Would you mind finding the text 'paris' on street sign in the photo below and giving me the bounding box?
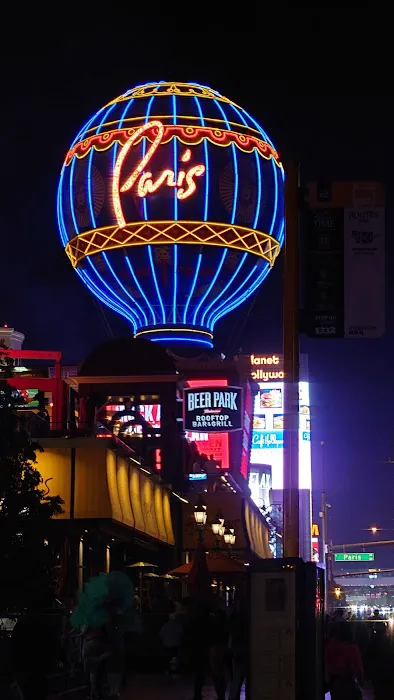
[334,553,375,562]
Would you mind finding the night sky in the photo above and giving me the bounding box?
[2,20,393,567]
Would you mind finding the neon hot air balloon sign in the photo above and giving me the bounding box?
[58,82,285,347]
[113,121,206,227]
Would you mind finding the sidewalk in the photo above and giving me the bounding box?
[121,678,373,700]
[123,674,244,699]
[51,674,373,699]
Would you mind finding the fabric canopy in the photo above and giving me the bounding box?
[168,551,246,576]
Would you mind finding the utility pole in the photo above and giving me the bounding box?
[319,439,332,610]
[283,163,300,558]
[321,491,328,607]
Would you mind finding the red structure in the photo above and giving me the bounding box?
[3,349,66,429]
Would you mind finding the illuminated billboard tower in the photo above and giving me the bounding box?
[58,82,284,347]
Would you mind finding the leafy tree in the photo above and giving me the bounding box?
[0,349,63,612]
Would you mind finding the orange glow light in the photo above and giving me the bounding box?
[113,120,205,222]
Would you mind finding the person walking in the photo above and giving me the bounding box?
[104,607,125,700]
[159,611,184,680]
[326,621,364,700]
[80,625,111,700]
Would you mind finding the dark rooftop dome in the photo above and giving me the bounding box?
[78,337,177,377]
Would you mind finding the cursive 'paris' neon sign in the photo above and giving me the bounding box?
[113,120,206,227]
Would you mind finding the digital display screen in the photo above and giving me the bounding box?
[185,379,229,469]
[15,388,40,409]
[250,381,311,490]
[259,387,282,409]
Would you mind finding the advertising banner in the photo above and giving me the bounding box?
[344,208,385,337]
[185,379,229,470]
[250,381,311,491]
[183,386,243,432]
[248,464,272,509]
[305,181,386,339]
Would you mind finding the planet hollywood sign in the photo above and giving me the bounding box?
[183,387,243,433]
[249,354,285,382]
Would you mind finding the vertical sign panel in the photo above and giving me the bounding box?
[344,208,385,337]
[305,207,344,337]
[304,182,385,338]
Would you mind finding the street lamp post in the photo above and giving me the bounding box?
[193,503,236,551]
[193,497,207,545]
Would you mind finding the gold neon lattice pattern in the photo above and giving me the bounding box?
[65,221,281,268]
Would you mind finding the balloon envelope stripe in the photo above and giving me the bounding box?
[207,265,259,328]
[87,257,141,328]
[142,94,156,222]
[192,247,228,326]
[172,95,178,221]
[147,245,166,323]
[77,267,137,332]
[183,251,203,324]
[269,157,278,237]
[69,156,79,236]
[207,262,259,329]
[112,98,135,173]
[88,102,118,230]
[125,254,157,326]
[102,251,148,326]
[201,251,248,327]
[214,99,238,225]
[173,243,178,323]
[57,166,68,246]
[210,263,270,328]
[193,95,210,222]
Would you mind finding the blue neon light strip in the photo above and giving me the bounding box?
[207,263,258,328]
[269,158,278,236]
[172,95,178,221]
[102,252,148,326]
[276,167,285,243]
[183,252,202,324]
[147,245,166,322]
[209,263,270,328]
[125,255,157,325]
[214,99,238,224]
[253,150,262,230]
[240,107,275,149]
[141,94,156,221]
[57,167,68,246]
[173,244,178,323]
[85,102,147,330]
[112,98,135,172]
[71,103,109,147]
[149,336,213,348]
[87,102,118,229]
[192,248,228,326]
[193,96,209,221]
[228,102,263,231]
[212,264,271,327]
[201,252,248,327]
[86,257,141,328]
[74,87,133,145]
[77,267,137,333]
[277,218,285,247]
[69,156,79,236]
